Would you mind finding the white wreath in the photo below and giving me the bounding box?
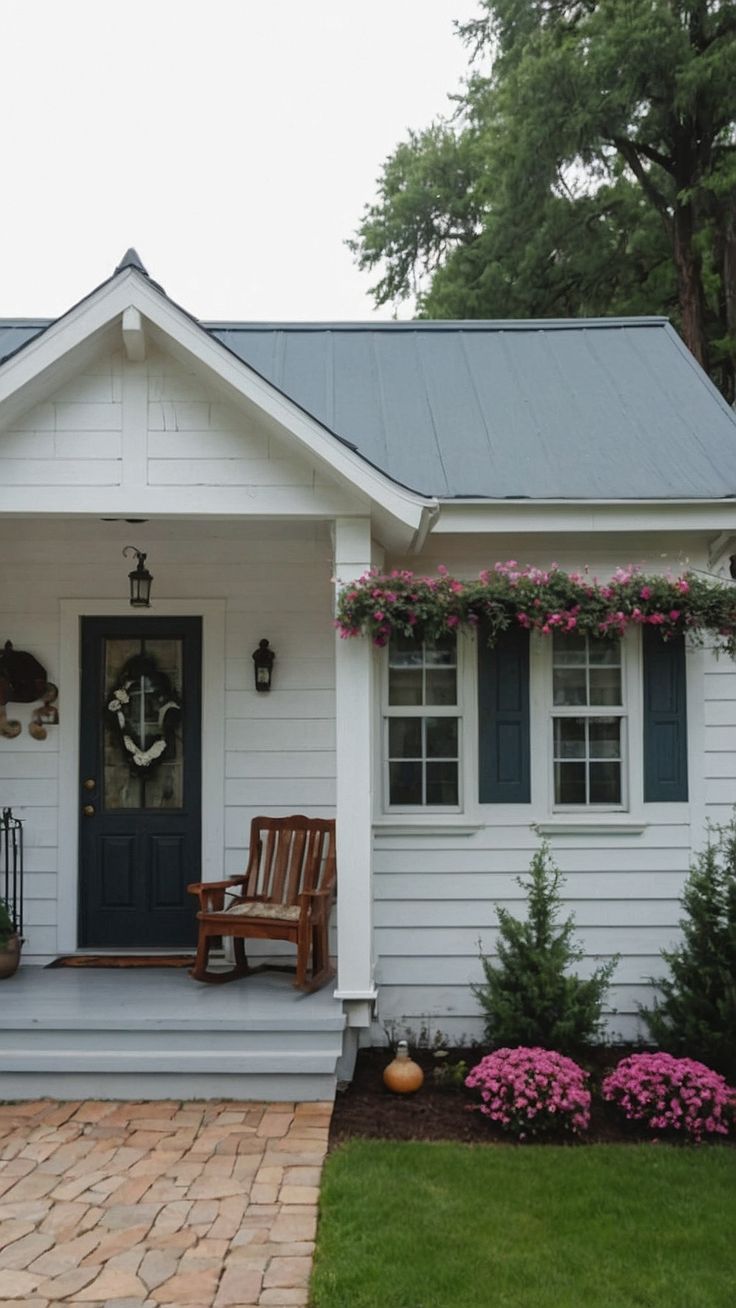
[107,683,180,770]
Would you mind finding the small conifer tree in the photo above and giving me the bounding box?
[473,841,618,1054]
[643,820,736,1080]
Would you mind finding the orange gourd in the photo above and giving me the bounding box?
[383,1040,424,1094]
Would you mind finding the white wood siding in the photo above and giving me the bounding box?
[0,360,123,485]
[370,536,725,1045]
[0,518,335,960]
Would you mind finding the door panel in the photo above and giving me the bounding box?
[79,616,202,947]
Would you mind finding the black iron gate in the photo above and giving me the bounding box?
[1,808,24,937]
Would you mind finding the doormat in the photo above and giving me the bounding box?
[46,955,196,969]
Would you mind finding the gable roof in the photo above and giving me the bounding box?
[2,264,736,502]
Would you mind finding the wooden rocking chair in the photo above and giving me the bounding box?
[187,815,336,991]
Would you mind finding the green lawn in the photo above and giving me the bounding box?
[311,1141,736,1308]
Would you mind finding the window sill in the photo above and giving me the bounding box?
[373,821,484,837]
[537,820,647,836]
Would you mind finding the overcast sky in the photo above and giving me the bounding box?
[1,0,478,321]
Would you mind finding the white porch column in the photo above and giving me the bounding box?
[333,517,377,1026]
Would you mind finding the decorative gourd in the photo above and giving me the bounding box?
[383,1040,424,1094]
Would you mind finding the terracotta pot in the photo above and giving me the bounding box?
[0,932,22,979]
[383,1040,424,1094]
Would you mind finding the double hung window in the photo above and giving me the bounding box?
[551,633,625,806]
[384,633,460,807]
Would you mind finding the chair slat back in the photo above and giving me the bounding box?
[243,816,336,906]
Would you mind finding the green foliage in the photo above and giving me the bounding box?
[431,1050,469,1088]
[352,0,736,400]
[0,900,14,947]
[643,819,736,1081]
[473,841,618,1053]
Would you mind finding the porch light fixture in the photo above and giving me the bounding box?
[252,639,275,692]
[123,545,153,608]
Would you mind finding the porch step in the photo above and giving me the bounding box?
[0,968,346,1101]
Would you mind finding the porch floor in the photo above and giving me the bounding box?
[1,969,346,1102]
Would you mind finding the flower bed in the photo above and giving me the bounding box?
[335,561,736,653]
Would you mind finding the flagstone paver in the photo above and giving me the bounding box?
[0,1098,332,1307]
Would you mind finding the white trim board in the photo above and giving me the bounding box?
[57,598,226,953]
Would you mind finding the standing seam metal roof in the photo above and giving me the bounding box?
[2,314,736,501]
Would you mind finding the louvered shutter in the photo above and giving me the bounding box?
[478,625,531,803]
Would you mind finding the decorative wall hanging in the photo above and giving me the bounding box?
[0,642,59,741]
[107,653,181,776]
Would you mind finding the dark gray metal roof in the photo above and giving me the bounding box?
[3,312,736,501]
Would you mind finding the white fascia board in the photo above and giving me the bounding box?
[433,499,736,534]
[0,270,435,533]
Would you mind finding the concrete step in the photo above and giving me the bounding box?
[1,966,346,1101]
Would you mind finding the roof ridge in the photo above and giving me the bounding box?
[204,316,671,332]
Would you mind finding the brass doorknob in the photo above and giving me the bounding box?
[82,804,95,817]
[83,779,96,791]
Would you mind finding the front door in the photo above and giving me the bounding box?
[79,616,202,947]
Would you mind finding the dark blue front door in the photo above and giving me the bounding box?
[79,616,202,948]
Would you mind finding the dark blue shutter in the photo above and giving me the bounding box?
[643,628,688,802]
[478,625,530,803]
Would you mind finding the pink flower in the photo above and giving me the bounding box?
[640,586,652,600]
[446,615,459,628]
[669,610,681,621]
[676,578,690,593]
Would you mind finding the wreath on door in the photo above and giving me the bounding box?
[106,654,182,776]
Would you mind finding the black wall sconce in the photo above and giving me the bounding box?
[123,546,153,608]
[252,639,275,691]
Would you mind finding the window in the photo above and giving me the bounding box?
[384,633,460,807]
[551,633,625,807]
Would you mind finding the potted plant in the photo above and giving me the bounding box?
[0,898,22,978]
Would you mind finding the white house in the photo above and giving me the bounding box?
[1,250,735,1099]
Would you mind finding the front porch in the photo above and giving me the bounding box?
[0,967,346,1101]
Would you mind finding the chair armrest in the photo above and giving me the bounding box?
[298,887,334,919]
[187,877,246,913]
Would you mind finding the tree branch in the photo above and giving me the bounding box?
[612,137,673,232]
[628,140,676,176]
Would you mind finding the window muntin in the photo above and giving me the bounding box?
[385,635,460,807]
[552,633,624,807]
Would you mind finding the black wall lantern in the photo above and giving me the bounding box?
[123,545,153,608]
[252,638,275,691]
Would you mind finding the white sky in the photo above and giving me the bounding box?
[1,0,478,322]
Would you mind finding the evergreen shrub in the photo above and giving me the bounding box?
[643,819,736,1081]
[473,841,618,1054]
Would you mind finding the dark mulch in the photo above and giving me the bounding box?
[329,1045,713,1148]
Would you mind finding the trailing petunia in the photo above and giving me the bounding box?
[335,563,736,654]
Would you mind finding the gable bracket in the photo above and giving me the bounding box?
[122,307,146,362]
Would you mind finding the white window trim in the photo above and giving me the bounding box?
[536,627,644,816]
[378,629,475,816]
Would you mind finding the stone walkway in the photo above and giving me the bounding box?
[0,1099,331,1307]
